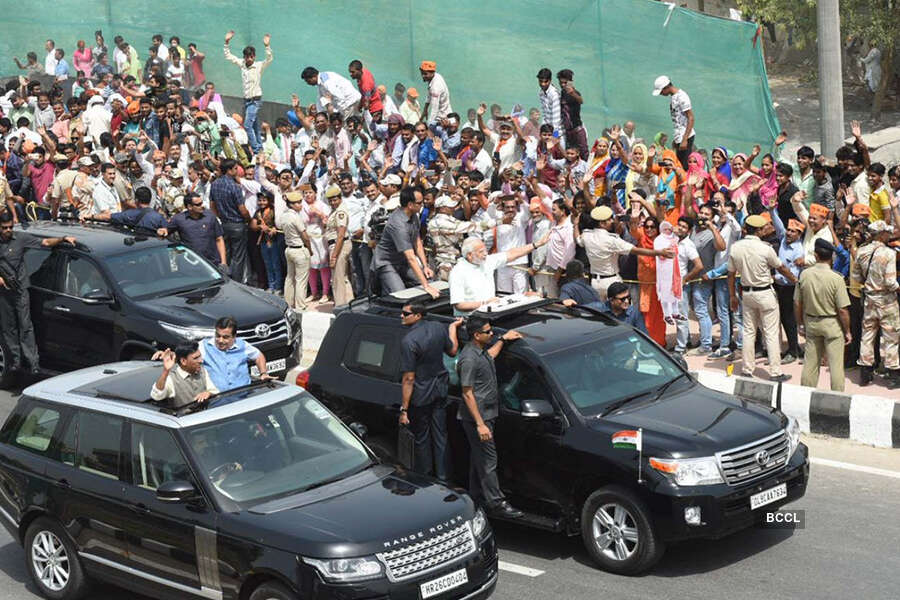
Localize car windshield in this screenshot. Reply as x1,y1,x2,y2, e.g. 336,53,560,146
184,395,372,504
105,244,223,299
543,332,684,417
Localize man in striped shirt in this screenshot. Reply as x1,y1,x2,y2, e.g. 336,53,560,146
536,68,562,138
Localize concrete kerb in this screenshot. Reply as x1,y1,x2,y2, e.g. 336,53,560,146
298,311,899,449
693,370,900,448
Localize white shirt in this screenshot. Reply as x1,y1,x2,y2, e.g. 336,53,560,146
677,237,699,279
669,89,695,144
471,149,494,179
489,204,530,265
316,71,362,116
223,44,273,98
166,62,185,83
488,132,522,173
578,228,634,276
538,85,562,133
90,180,121,215
851,171,871,207
45,50,58,75
82,103,111,146
713,213,741,269
449,253,508,308
113,47,128,73
426,73,452,123
382,95,399,118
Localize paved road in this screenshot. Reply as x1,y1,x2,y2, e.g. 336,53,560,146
1,389,898,600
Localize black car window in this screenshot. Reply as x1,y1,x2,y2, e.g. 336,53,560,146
131,424,193,491
24,248,62,291
62,255,109,298
77,411,123,480
343,326,400,382
59,412,77,466
495,356,552,412
12,404,61,454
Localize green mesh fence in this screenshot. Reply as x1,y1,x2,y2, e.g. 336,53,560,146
2,0,780,153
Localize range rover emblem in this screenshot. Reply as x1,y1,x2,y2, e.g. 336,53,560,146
254,323,271,339
755,450,770,466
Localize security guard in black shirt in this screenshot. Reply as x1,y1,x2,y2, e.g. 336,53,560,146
0,211,77,376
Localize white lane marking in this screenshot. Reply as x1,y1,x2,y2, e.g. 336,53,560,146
811,457,900,480
498,560,545,577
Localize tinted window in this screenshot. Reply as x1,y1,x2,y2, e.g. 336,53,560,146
104,245,222,299
62,255,109,298
13,405,61,453
77,412,123,479
59,412,77,466
24,248,60,290
131,424,192,490
343,326,400,381
496,356,552,411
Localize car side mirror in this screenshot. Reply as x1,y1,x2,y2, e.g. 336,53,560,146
81,289,114,304
349,422,368,440
156,480,198,503
520,399,555,418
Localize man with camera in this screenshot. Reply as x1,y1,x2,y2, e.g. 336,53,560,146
0,211,76,376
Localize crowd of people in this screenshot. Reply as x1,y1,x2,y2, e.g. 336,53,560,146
1,29,899,393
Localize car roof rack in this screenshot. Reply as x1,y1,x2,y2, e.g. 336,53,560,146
374,281,451,308
471,295,558,321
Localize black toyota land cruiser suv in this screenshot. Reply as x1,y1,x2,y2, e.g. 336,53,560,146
299,288,809,575
0,362,497,600
0,222,301,388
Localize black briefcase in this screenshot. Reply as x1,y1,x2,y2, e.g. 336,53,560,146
397,425,415,470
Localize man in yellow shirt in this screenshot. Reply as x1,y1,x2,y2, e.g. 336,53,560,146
866,163,892,223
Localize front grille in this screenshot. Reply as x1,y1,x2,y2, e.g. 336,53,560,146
238,318,289,346
377,522,477,582
717,430,789,485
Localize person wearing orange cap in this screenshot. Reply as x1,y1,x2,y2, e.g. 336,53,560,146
790,190,834,269
419,60,452,125
399,87,421,125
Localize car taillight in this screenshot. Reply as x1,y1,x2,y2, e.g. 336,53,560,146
295,370,310,389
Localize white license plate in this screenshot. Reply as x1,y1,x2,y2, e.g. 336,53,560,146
420,568,468,599
252,358,286,377
750,483,787,510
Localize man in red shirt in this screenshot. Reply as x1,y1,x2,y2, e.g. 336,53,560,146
348,59,383,123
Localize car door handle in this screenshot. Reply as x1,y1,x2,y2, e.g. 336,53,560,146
131,503,151,514
53,305,71,313
53,478,71,489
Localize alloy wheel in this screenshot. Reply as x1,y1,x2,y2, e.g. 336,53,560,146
591,502,639,561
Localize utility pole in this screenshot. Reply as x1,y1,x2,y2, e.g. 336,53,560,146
817,0,844,154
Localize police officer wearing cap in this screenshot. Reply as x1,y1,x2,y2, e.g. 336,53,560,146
794,238,851,391
728,214,797,381
577,204,673,300
279,191,312,310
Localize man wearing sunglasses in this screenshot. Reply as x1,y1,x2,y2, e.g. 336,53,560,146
159,191,227,270
596,281,648,333
0,210,76,377
457,316,524,519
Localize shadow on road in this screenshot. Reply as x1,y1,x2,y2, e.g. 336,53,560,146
492,521,582,562
0,541,41,596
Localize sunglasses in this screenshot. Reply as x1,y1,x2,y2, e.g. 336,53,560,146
1,225,14,230
644,223,658,229
612,295,631,303
401,310,416,317
477,327,493,335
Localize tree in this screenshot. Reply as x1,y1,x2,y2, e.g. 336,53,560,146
737,0,900,117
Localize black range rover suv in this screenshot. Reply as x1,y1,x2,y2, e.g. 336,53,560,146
0,222,301,387
0,362,497,600
298,289,810,574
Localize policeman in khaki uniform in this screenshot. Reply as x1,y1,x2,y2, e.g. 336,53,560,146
325,185,354,306
728,214,797,381
851,221,900,388
794,238,852,391
278,192,311,310
427,195,477,281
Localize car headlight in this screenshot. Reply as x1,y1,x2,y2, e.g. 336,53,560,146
785,417,801,460
303,556,383,582
471,508,488,538
159,321,215,341
649,456,724,486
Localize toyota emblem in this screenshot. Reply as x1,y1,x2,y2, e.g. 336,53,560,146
755,450,770,466
254,323,271,339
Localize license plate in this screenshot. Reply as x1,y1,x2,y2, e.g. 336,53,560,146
750,483,787,510
252,358,286,377
420,568,468,599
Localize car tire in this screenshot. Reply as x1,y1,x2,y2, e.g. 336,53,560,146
24,517,90,600
580,485,665,575
0,338,14,389
249,580,299,600
366,435,398,463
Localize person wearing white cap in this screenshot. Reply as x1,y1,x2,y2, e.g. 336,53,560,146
652,75,695,170
851,220,899,387
82,94,111,148
427,194,477,281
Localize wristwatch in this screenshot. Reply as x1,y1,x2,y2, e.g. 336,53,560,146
399,408,408,413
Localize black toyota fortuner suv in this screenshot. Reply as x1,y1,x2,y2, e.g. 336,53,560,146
0,362,497,600
298,288,810,575
0,222,301,388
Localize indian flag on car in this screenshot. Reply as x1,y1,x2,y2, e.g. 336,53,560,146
612,429,642,450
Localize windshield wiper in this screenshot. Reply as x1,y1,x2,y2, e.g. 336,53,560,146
649,372,687,404
300,462,372,492
599,390,655,417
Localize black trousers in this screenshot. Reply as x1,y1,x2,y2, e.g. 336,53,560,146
460,418,504,508
775,283,801,356
350,241,371,297
408,399,451,481
675,136,695,171
0,289,40,371
847,294,863,367
222,222,249,284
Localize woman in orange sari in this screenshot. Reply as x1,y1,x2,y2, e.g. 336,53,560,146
648,149,686,226
630,209,666,346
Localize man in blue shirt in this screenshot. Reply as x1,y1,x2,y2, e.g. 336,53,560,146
595,281,648,333
161,192,227,268
559,260,600,306
53,49,69,80
210,159,250,284
772,212,805,363
199,317,270,391
97,186,168,230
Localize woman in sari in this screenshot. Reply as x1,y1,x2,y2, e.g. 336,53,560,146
649,149,686,225
586,137,610,199
725,153,762,214
684,151,715,210
625,142,657,202
710,146,732,189
589,136,630,207
630,208,667,346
